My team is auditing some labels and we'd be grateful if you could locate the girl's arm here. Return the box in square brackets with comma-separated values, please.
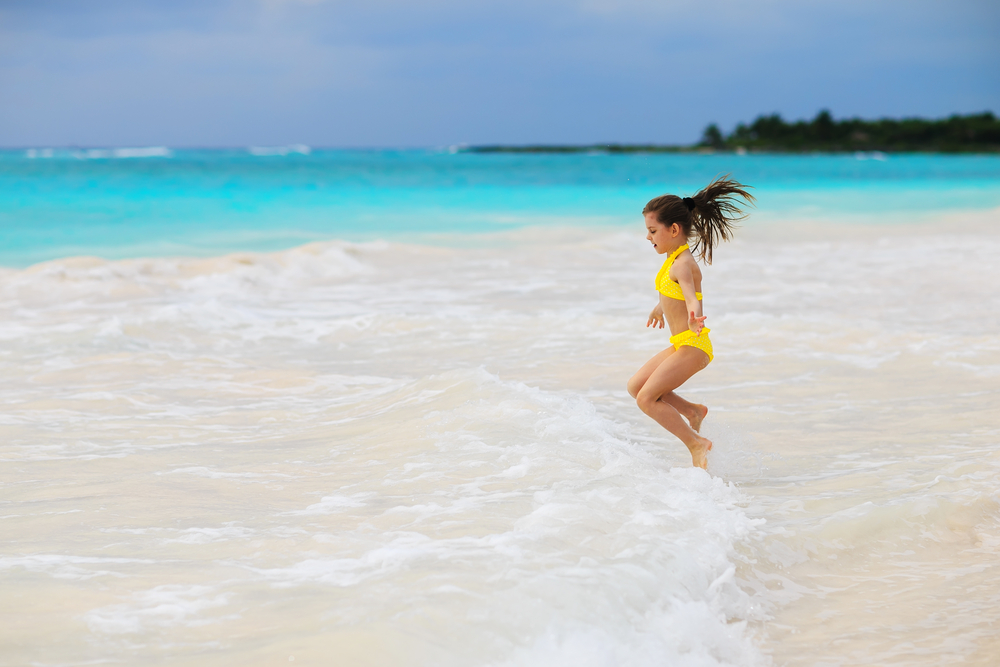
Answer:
[675, 265, 707, 335]
[647, 302, 665, 328]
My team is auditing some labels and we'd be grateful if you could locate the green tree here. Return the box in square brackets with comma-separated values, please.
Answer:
[813, 109, 834, 143]
[701, 123, 724, 148]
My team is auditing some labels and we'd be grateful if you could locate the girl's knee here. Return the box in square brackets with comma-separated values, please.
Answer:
[635, 389, 657, 414]
[626, 375, 643, 399]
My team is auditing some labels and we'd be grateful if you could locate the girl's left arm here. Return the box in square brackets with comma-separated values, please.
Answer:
[676, 266, 707, 335]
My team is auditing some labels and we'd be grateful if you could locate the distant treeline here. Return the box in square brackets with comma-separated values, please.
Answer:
[465, 144, 685, 154]
[701, 111, 1000, 152]
[465, 111, 1000, 154]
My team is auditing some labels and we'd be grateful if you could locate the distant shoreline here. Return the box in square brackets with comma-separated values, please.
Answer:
[462, 145, 998, 155]
[465, 111, 1000, 155]
[462, 145, 892, 155]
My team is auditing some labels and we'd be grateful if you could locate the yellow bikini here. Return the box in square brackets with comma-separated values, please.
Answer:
[655, 244, 714, 362]
[669, 328, 713, 362]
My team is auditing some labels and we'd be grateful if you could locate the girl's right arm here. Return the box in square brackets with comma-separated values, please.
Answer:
[647, 302, 664, 328]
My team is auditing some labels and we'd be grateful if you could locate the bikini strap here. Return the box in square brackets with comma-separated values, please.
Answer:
[667, 244, 689, 262]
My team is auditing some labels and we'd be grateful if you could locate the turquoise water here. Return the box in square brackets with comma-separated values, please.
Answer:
[2, 149, 999, 266]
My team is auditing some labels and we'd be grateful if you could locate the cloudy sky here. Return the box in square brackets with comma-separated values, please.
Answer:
[0, 0, 997, 147]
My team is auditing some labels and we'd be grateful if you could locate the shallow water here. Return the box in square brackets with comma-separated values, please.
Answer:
[2, 213, 999, 665]
[4, 149, 1000, 265]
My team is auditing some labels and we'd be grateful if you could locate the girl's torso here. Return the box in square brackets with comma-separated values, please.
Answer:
[655, 245, 703, 335]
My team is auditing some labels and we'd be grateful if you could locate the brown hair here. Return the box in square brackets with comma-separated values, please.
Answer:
[642, 175, 754, 264]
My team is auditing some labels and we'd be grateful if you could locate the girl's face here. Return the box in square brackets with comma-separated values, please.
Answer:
[644, 214, 680, 254]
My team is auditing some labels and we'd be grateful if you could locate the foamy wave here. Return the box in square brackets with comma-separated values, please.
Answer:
[490, 603, 754, 667]
[114, 147, 173, 158]
[2, 241, 373, 300]
[0, 554, 158, 580]
[854, 150, 888, 161]
[24, 147, 173, 159]
[165, 526, 257, 545]
[24, 148, 55, 159]
[232, 368, 766, 665]
[247, 144, 311, 156]
[84, 585, 232, 634]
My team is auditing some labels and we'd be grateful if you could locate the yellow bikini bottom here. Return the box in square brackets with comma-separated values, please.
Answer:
[670, 328, 713, 363]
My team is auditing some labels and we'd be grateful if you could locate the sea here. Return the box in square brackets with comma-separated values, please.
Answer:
[1, 148, 999, 666]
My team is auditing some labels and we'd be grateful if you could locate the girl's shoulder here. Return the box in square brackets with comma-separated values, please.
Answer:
[671, 250, 699, 271]
[669, 252, 703, 282]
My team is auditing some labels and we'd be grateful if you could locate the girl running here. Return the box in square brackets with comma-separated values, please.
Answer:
[627, 176, 754, 469]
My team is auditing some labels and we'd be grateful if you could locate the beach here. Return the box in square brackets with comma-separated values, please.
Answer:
[1, 151, 999, 665]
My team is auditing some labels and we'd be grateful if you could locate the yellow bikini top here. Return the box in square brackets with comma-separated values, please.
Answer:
[655, 244, 702, 301]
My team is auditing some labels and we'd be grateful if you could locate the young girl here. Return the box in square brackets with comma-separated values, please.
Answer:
[627, 176, 754, 469]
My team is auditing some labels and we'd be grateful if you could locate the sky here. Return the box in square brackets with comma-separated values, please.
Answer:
[0, 0, 997, 148]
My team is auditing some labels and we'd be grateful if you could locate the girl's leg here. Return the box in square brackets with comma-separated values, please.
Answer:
[662, 392, 709, 432]
[627, 347, 674, 398]
[628, 348, 709, 431]
[635, 347, 712, 468]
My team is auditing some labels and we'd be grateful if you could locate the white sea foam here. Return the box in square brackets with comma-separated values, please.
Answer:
[1, 223, 998, 665]
[24, 148, 55, 159]
[0, 555, 158, 580]
[52, 147, 176, 160]
[248, 144, 311, 156]
[854, 150, 888, 161]
[111, 147, 173, 159]
[85, 584, 233, 635]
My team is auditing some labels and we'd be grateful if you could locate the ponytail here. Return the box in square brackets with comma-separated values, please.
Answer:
[642, 175, 754, 264]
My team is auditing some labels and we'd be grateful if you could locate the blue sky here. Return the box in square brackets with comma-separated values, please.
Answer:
[0, 0, 997, 147]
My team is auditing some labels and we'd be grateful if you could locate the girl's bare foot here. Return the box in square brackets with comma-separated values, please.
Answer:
[687, 404, 709, 432]
[686, 435, 713, 469]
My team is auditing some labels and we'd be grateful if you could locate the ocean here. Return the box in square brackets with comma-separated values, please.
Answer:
[1, 149, 999, 666]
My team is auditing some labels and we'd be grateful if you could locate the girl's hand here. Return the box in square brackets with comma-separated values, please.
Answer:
[689, 311, 707, 335]
[647, 304, 665, 329]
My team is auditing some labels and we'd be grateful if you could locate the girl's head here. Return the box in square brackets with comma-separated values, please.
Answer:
[643, 175, 754, 263]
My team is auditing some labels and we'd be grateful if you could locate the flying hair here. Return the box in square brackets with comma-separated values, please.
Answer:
[642, 175, 755, 264]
